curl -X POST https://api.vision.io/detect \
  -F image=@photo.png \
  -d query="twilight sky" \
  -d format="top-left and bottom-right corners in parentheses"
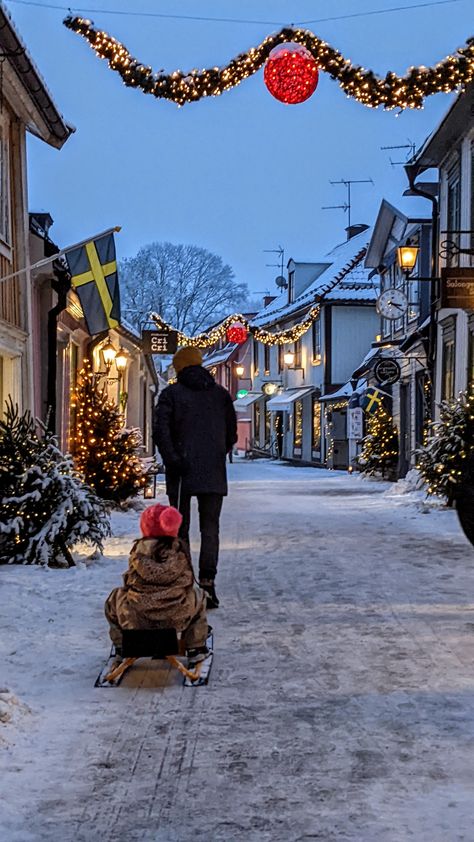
top-left (8, 0), bottom-right (473, 295)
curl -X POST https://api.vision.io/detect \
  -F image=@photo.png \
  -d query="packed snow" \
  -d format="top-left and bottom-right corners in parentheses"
top-left (1, 459), bottom-right (474, 841)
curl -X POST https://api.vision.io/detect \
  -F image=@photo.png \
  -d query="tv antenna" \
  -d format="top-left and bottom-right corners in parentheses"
top-left (263, 245), bottom-right (287, 289)
top-left (380, 139), bottom-right (416, 167)
top-left (322, 178), bottom-right (374, 229)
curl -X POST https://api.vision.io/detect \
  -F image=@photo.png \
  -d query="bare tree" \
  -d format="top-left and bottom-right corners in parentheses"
top-left (120, 242), bottom-right (248, 334)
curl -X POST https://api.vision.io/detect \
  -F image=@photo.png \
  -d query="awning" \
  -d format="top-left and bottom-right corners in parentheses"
top-left (233, 392), bottom-right (262, 411)
top-left (266, 387), bottom-right (313, 411)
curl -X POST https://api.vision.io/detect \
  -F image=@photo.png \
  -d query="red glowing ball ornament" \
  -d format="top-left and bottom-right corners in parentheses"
top-left (226, 323), bottom-right (248, 345)
top-left (264, 42), bottom-right (319, 105)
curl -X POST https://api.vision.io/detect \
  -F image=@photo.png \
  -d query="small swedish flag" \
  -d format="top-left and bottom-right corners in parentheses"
top-left (66, 232), bottom-right (120, 336)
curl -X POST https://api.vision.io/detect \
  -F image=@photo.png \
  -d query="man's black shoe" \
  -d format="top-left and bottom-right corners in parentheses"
top-left (200, 579), bottom-right (220, 609)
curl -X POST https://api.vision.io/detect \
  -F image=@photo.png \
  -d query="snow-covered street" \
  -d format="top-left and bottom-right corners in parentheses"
top-left (2, 460), bottom-right (474, 842)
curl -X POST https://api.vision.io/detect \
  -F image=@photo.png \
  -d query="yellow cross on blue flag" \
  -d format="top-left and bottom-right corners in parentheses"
top-left (361, 387), bottom-right (384, 414)
top-left (66, 232), bottom-right (120, 336)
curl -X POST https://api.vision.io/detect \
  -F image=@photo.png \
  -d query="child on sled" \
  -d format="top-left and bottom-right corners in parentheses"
top-left (104, 503), bottom-right (209, 668)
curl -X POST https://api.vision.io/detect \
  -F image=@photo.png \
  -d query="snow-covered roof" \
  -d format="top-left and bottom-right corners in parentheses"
top-left (203, 343), bottom-right (237, 367)
top-left (320, 379), bottom-right (367, 402)
top-left (251, 229), bottom-right (375, 329)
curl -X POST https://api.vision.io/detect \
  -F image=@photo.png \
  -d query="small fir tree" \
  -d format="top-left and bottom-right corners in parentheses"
top-left (416, 391), bottom-right (474, 504)
top-left (71, 358), bottom-right (146, 503)
top-left (357, 406), bottom-right (399, 479)
top-left (0, 399), bottom-right (110, 566)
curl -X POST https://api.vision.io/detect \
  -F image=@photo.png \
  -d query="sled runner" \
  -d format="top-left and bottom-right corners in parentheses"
top-left (95, 627), bottom-right (214, 688)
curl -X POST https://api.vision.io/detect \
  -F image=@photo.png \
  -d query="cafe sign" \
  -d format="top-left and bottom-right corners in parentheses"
top-left (141, 329), bottom-right (179, 354)
top-left (441, 268), bottom-right (474, 310)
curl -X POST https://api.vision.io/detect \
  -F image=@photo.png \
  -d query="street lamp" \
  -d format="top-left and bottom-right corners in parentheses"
top-left (397, 241), bottom-right (419, 278)
top-left (115, 347), bottom-right (130, 374)
top-left (101, 339), bottom-right (117, 373)
top-left (283, 350), bottom-right (295, 366)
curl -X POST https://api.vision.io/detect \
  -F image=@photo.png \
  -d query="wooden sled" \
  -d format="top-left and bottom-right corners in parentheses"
top-left (95, 627), bottom-right (214, 688)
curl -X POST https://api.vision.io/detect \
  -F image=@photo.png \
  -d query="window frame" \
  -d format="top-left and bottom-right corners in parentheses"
top-left (0, 113), bottom-right (12, 255)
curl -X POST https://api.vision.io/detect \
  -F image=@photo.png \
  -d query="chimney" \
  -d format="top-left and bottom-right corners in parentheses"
top-left (345, 223), bottom-right (369, 241)
top-left (264, 295), bottom-right (276, 308)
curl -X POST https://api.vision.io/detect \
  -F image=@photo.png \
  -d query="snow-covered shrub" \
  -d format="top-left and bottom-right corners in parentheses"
top-left (0, 400), bottom-right (110, 566)
top-left (416, 391), bottom-right (474, 504)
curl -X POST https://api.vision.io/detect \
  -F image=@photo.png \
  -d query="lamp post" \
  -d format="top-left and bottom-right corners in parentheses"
top-left (101, 339), bottom-right (117, 373)
top-left (397, 242), bottom-right (420, 278)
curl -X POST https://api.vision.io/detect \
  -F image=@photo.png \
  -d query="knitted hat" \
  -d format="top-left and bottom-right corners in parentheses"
top-left (140, 504), bottom-right (183, 538)
top-left (173, 346), bottom-right (203, 374)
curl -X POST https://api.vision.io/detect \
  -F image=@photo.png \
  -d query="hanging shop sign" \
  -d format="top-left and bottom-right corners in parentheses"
top-left (441, 268), bottom-right (474, 310)
top-left (374, 358), bottom-right (401, 386)
top-left (348, 407), bottom-right (364, 439)
top-left (141, 330), bottom-right (178, 355)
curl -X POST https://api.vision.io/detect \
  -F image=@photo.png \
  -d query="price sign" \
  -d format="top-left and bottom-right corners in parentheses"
top-left (348, 407), bottom-right (363, 439)
top-left (142, 330), bottom-right (178, 355)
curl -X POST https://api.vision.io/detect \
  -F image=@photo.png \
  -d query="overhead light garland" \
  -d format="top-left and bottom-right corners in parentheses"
top-left (151, 307), bottom-right (321, 348)
top-left (63, 16), bottom-right (474, 110)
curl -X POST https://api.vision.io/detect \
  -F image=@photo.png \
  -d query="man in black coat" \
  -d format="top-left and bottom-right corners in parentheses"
top-left (153, 346), bottom-right (238, 608)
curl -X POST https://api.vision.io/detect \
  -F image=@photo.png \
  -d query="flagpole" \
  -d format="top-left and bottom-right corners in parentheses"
top-left (0, 225), bottom-right (121, 286)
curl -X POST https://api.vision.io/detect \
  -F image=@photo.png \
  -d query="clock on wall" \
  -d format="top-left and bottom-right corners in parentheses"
top-left (376, 289), bottom-right (409, 320)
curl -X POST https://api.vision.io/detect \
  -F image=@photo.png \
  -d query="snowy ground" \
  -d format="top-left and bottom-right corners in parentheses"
top-left (1, 459), bottom-right (474, 842)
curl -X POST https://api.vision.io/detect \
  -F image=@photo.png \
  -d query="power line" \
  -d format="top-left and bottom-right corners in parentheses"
top-left (4, 0), bottom-right (465, 26)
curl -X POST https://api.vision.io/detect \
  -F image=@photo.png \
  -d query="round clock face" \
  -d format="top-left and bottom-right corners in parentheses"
top-left (376, 288), bottom-right (409, 320)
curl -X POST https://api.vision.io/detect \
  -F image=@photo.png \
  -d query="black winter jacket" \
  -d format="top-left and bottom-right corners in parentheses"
top-left (153, 366), bottom-right (237, 496)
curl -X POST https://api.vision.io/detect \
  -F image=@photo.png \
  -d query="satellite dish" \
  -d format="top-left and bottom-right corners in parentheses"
top-left (275, 275), bottom-right (288, 289)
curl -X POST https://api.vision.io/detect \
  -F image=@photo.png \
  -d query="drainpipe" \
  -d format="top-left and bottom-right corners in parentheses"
top-left (46, 262), bottom-right (70, 434)
top-left (404, 163), bottom-right (439, 414)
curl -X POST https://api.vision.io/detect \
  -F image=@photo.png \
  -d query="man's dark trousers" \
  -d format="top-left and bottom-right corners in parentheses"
top-left (169, 491), bottom-right (223, 581)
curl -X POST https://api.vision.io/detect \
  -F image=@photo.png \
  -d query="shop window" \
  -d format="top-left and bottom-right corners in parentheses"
top-left (254, 402), bottom-right (261, 442)
top-left (294, 338), bottom-right (302, 368)
top-left (264, 343), bottom-right (271, 375)
top-left (278, 343), bottom-right (284, 373)
top-left (253, 339), bottom-right (259, 375)
top-left (265, 409), bottom-right (271, 444)
top-left (288, 270), bottom-right (295, 303)
top-left (293, 399), bottom-right (303, 456)
top-left (312, 318), bottom-right (321, 362)
top-left (471, 141), bottom-right (474, 264)
top-left (468, 323), bottom-right (474, 389)
top-left (312, 396), bottom-right (321, 456)
top-left (441, 320), bottom-right (456, 402)
top-left (446, 157), bottom-right (461, 266)
top-left (0, 122), bottom-right (11, 246)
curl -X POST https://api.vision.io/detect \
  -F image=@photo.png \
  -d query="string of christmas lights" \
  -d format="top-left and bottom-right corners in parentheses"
top-left (63, 16), bottom-right (474, 110)
top-left (150, 306), bottom-right (322, 348)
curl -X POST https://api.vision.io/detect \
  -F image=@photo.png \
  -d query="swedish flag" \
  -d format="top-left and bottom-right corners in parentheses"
top-left (361, 387), bottom-right (384, 414)
top-left (66, 232), bottom-right (120, 336)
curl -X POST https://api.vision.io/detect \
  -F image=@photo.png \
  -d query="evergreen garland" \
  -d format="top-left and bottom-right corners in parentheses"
top-left (416, 391), bottom-right (474, 504)
top-left (71, 358), bottom-right (146, 503)
top-left (0, 399), bottom-right (110, 567)
top-left (357, 407), bottom-right (399, 479)
top-left (63, 17), bottom-right (474, 111)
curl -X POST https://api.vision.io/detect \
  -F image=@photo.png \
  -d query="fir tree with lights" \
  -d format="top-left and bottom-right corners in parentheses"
top-left (416, 391), bottom-right (474, 504)
top-left (0, 399), bottom-right (110, 566)
top-left (71, 358), bottom-right (146, 504)
top-left (357, 406), bottom-right (399, 479)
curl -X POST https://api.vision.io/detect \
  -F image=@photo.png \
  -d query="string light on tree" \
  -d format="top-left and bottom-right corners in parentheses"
top-left (71, 358), bottom-right (146, 503)
top-left (357, 406), bottom-right (398, 479)
top-left (64, 16), bottom-right (474, 111)
top-left (264, 43), bottom-right (319, 104)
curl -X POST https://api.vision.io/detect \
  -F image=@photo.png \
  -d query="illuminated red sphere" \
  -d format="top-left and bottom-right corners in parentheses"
top-left (264, 42), bottom-right (319, 105)
top-left (226, 324), bottom-right (248, 345)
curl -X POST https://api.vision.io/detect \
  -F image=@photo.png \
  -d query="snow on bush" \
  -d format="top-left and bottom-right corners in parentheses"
top-left (0, 400), bottom-right (111, 567)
